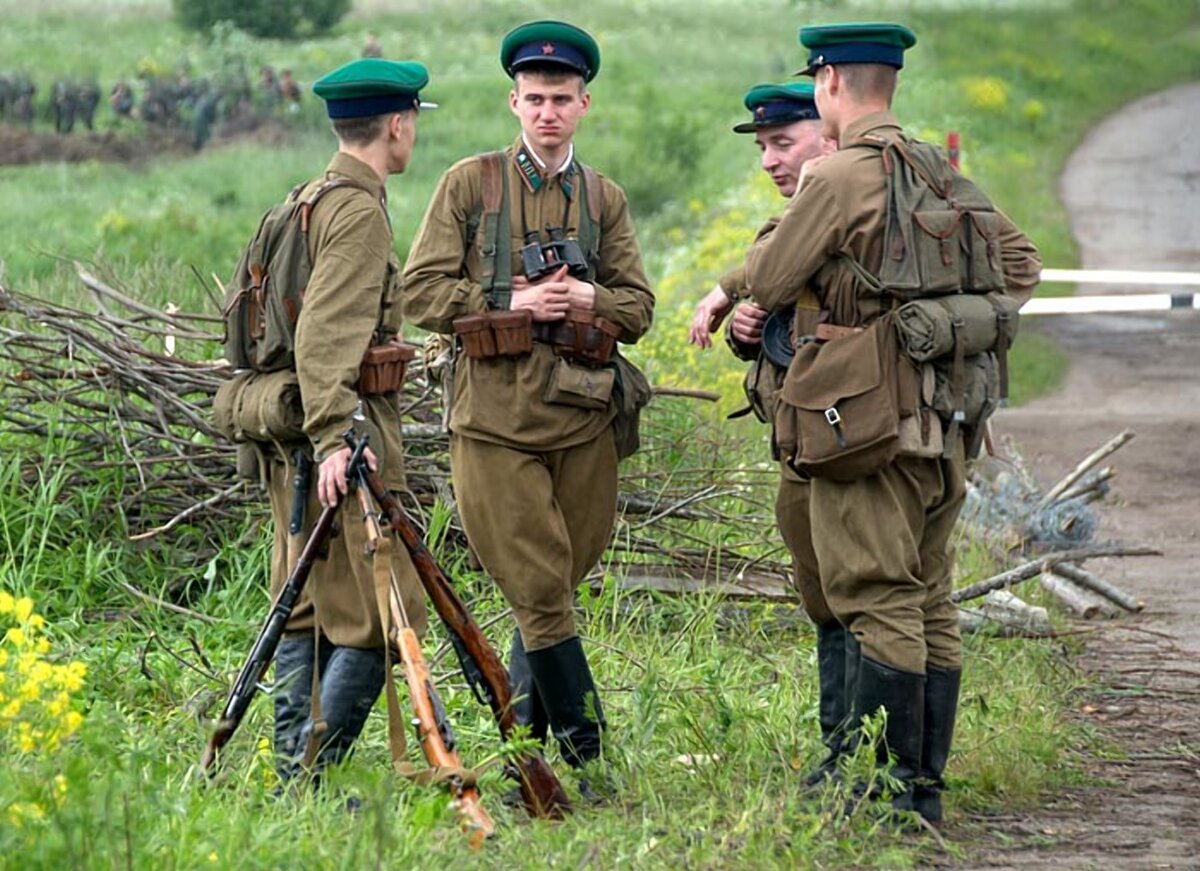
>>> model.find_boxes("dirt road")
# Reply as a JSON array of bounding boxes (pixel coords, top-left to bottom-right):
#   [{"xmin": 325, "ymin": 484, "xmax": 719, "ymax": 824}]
[{"xmin": 958, "ymin": 83, "xmax": 1200, "ymax": 869}]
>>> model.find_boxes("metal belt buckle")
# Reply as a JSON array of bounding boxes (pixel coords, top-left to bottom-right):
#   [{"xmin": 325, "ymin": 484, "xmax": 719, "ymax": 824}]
[{"xmin": 824, "ymin": 407, "xmax": 842, "ymax": 427}]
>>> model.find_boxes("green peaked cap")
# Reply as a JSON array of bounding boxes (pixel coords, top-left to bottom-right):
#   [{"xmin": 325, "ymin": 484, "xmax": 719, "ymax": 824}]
[
  {"xmin": 796, "ymin": 22, "xmax": 917, "ymax": 76},
  {"xmin": 501, "ymin": 20, "xmax": 601, "ymax": 82},
  {"xmin": 733, "ymin": 82, "xmax": 819, "ymax": 133},
  {"xmin": 312, "ymin": 58, "xmax": 436, "ymax": 118}
]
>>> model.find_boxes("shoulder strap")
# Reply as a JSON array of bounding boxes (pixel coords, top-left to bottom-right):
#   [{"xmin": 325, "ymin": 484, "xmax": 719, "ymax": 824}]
[
  {"xmin": 474, "ymin": 152, "xmax": 513, "ymax": 309},
  {"xmin": 296, "ymin": 177, "xmax": 374, "ymax": 233},
  {"xmin": 576, "ymin": 162, "xmax": 604, "ymax": 277}
]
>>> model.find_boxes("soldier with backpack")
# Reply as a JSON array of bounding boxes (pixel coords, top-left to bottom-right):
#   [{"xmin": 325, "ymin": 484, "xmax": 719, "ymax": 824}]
[
  {"xmin": 689, "ymin": 82, "xmax": 858, "ymax": 790},
  {"xmin": 745, "ymin": 23, "xmax": 1041, "ymax": 823},
  {"xmin": 216, "ymin": 57, "xmax": 435, "ymax": 789},
  {"xmin": 402, "ymin": 20, "xmax": 654, "ymax": 801}
]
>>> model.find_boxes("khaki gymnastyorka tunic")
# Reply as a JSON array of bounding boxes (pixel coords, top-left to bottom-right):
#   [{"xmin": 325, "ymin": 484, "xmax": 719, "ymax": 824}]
[
  {"xmin": 403, "ymin": 139, "xmax": 654, "ymax": 649},
  {"xmin": 266, "ymin": 151, "xmax": 426, "ymax": 649},
  {"xmin": 746, "ymin": 111, "xmax": 1041, "ymax": 674}
]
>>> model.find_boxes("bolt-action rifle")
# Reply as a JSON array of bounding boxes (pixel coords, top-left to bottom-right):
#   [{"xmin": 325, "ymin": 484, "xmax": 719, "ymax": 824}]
[
  {"xmin": 350, "ymin": 441, "xmax": 572, "ymax": 820},
  {"xmin": 349, "ymin": 441, "xmax": 495, "ymax": 848},
  {"xmin": 199, "ymin": 435, "xmax": 369, "ymax": 776}
]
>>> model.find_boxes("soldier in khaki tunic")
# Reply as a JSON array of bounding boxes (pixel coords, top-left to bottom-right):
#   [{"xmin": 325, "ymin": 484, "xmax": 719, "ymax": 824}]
[
  {"xmin": 403, "ymin": 20, "xmax": 654, "ymax": 795},
  {"xmin": 746, "ymin": 24, "xmax": 1041, "ymax": 822},
  {"xmin": 689, "ymin": 83, "xmax": 856, "ymax": 788},
  {"xmin": 266, "ymin": 58, "xmax": 433, "ymax": 785}
]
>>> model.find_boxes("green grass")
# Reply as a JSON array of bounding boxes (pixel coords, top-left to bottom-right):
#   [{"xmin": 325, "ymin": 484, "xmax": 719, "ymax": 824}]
[{"xmin": 3, "ymin": 0, "xmax": 1199, "ymax": 866}]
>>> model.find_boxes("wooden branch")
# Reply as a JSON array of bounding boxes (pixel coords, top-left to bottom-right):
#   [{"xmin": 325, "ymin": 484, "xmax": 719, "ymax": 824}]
[
  {"xmin": 1038, "ymin": 430, "xmax": 1135, "ymax": 508},
  {"xmin": 1052, "ymin": 562, "xmax": 1144, "ymax": 613},
  {"xmin": 952, "ymin": 544, "xmax": 1161, "ymax": 603},
  {"xmin": 651, "ymin": 387, "xmax": 721, "ymax": 402},
  {"xmin": 1040, "ymin": 572, "xmax": 1123, "ymax": 619}
]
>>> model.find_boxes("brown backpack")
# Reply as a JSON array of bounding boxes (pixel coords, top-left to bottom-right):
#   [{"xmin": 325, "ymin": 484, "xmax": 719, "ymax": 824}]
[{"xmin": 222, "ymin": 178, "xmax": 370, "ymax": 372}]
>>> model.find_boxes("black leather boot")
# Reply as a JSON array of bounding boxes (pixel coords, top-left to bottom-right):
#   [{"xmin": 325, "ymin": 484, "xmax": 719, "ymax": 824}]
[
  {"xmin": 296, "ymin": 646, "xmax": 386, "ymax": 781},
  {"xmin": 913, "ymin": 665, "xmax": 961, "ymax": 824},
  {"xmin": 526, "ymin": 636, "xmax": 605, "ymax": 767},
  {"xmin": 526, "ymin": 636, "xmax": 613, "ymax": 802},
  {"xmin": 508, "ymin": 628, "xmax": 549, "ymax": 745},
  {"xmin": 274, "ymin": 633, "xmax": 324, "ymax": 783},
  {"xmin": 804, "ymin": 622, "xmax": 852, "ymax": 787},
  {"xmin": 854, "ymin": 656, "xmax": 926, "ymax": 813}
]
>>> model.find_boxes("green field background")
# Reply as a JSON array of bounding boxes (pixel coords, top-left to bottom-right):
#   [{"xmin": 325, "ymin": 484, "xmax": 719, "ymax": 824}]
[{"xmin": 1, "ymin": 1, "xmax": 1198, "ymax": 868}]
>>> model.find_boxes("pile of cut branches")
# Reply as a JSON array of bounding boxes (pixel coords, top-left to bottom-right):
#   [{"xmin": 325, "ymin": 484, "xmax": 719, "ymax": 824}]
[{"xmin": 0, "ymin": 272, "xmax": 788, "ymax": 582}]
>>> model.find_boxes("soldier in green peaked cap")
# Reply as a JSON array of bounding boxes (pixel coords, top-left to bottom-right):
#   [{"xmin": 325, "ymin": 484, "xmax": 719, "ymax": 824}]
[
  {"xmin": 238, "ymin": 56, "xmax": 434, "ymax": 790},
  {"xmin": 743, "ymin": 22, "xmax": 1041, "ymax": 824},
  {"xmin": 404, "ymin": 19, "xmax": 652, "ymax": 803},
  {"xmin": 797, "ymin": 22, "xmax": 917, "ymax": 76},
  {"xmin": 691, "ymin": 77, "xmax": 853, "ymax": 793},
  {"xmin": 312, "ymin": 57, "xmax": 437, "ymax": 117}
]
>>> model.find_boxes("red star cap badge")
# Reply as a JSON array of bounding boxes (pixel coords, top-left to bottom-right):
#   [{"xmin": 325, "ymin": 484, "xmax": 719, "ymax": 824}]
[{"xmin": 541, "ymin": 42, "xmax": 556, "ymax": 55}]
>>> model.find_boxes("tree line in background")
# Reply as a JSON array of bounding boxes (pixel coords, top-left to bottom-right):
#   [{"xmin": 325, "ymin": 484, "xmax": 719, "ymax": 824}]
[{"xmin": 173, "ymin": 0, "xmax": 351, "ymax": 40}]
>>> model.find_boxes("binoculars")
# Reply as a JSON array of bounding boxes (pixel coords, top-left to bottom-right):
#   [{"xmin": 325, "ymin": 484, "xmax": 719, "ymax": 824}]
[{"xmin": 520, "ymin": 226, "xmax": 589, "ymax": 282}]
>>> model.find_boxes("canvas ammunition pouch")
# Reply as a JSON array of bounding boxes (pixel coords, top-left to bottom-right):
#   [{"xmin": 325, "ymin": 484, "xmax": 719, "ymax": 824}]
[
  {"xmin": 543, "ymin": 357, "xmax": 616, "ymax": 410},
  {"xmin": 357, "ymin": 339, "xmax": 417, "ymax": 396},
  {"xmin": 532, "ymin": 309, "xmax": 621, "ymax": 366},
  {"xmin": 451, "ymin": 310, "xmax": 534, "ymax": 358},
  {"xmin": 773, "ymin": 314, "xmax": 919, "ymax": 481},
  {"xmin": 212, "ymin": 369, "xmax": 306, "ymax": 444}
]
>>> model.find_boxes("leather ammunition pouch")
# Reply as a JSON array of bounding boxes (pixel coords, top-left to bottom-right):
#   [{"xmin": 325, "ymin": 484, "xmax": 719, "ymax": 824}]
[
  {"xmin": 774, "ymin": 314, "xmax": 919, "ymax": 481},
  {"xmin": 212, "ymin": 369, "xmax": 306, "ymax": 444},
  {"xmin": 357, "ymin": 339, "xmax": 417, "ymax": 396},
  {"xmin": 532, "ymin": 309, "xmax": 620, "ymax": 366},
  {"xmin": 452, "ymin": 310, "xmax": 534, "ymax": 359}
]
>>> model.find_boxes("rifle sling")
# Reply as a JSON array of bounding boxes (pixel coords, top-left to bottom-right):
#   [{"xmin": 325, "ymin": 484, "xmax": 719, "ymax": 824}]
[{"xmin": 371, "ymin": 533, "xmax": 487, "ymax": 787}]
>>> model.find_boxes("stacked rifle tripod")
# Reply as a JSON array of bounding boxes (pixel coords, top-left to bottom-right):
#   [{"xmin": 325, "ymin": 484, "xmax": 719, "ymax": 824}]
[{"xmin": 199, "ymin": 431, "xmax": 571, "ymax": 847}]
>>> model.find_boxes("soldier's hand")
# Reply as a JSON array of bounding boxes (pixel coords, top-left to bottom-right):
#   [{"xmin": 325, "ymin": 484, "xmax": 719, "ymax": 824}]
[
  {"xmin": 688, "ymin": 285, "xmax": 735, "ymax": 348},
  {"xmin": 511, "ymin": 269, "xmax": 571, "ymax": 321},
  {"xmin": 317, "ymin": 446, "xmax": 378, "ymax": 508},
  {"xmin": 534, "ymin": 266, "xmax": 595, "ymax": 311},
  {"xmin": 729, "ymin": 302, "xmax": 769, "ymax": 345}
]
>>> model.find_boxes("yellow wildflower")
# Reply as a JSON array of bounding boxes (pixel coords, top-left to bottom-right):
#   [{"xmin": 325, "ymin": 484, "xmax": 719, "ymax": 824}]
[
  {"xmin": 0, "ymin": 591, "xmax": 13, "ymax": 614},
  {"xmin": 5, "ymin": 627, "xmax": 26, "ymax": 647},
  {"xmin": 963, "ymin": 77, "xmax": 1009, "ymax": 112},
  {"xmin": 14, "ymin": 598, "xmax": 34, "ymax": 623}
]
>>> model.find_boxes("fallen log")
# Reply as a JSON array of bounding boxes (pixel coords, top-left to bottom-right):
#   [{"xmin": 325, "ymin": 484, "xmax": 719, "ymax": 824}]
[
  {"xmin": 1039, "ymin": 572, "xmax": 1123, "ymax": 619},
  {"xmin": 1052, "ymin": 562, "xmax": 1144, "ymax": 613},
  {"xmin": 959, "ymin": 590, "xmax": 1053, "ymax": 637}
]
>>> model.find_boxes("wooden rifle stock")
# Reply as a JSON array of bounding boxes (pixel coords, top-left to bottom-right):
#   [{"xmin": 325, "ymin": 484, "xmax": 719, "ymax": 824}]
[
  {"xmin": 354, "ymin": 479, "xmax": 494, "ymax": 846},
  {"xmin": 360, "ymin": 467, "xmax": 572, "ymax": 820},
  {"xmin": 392, "ymin": 620, "xmax": 495, "ymax": 847}
]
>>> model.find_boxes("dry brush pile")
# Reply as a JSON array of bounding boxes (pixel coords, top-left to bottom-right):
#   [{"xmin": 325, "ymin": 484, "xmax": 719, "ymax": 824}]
[{"xmin": 0, "ymin": 272, "xmax": 1156, "ymax": 626}]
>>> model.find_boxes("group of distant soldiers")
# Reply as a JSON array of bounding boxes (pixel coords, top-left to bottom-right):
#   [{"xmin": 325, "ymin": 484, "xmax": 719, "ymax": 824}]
[{"xmin": 0, "ymin": 65, "xmax": 302, "ymax": 149}]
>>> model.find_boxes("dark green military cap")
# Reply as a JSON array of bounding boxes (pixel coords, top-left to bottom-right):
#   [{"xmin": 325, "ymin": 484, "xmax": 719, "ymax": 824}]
[
  {"xmin": 312, "ymin": 58, "xmax": 436, "ymax": 118},
  {"xmin": 796, "ymin": 22, "xmax": 917, "ymax": 76},
  {"xmin": 733, "ymin": 82, "xmax": 819, "ymax": 133},
  {"xmin": 501, "ymin": 20, "xmax": 601, "ymax": 83}
]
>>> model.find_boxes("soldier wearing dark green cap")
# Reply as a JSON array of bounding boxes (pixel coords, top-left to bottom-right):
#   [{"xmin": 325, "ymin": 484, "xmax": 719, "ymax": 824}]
[
  {"xmin": 745, "ymin": 23, "xmax": 1041, "ymax": 822},
  {"xmin": 403, "ymin": 20, "xmax": 653, "ymax": 800},
  {"xmin": 258, "ymin": 57, "xmax": 434, "ymax": 787},
  {"xmin": 689, "ymin": 81, "xmax": 855, "ymax": 787}
]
